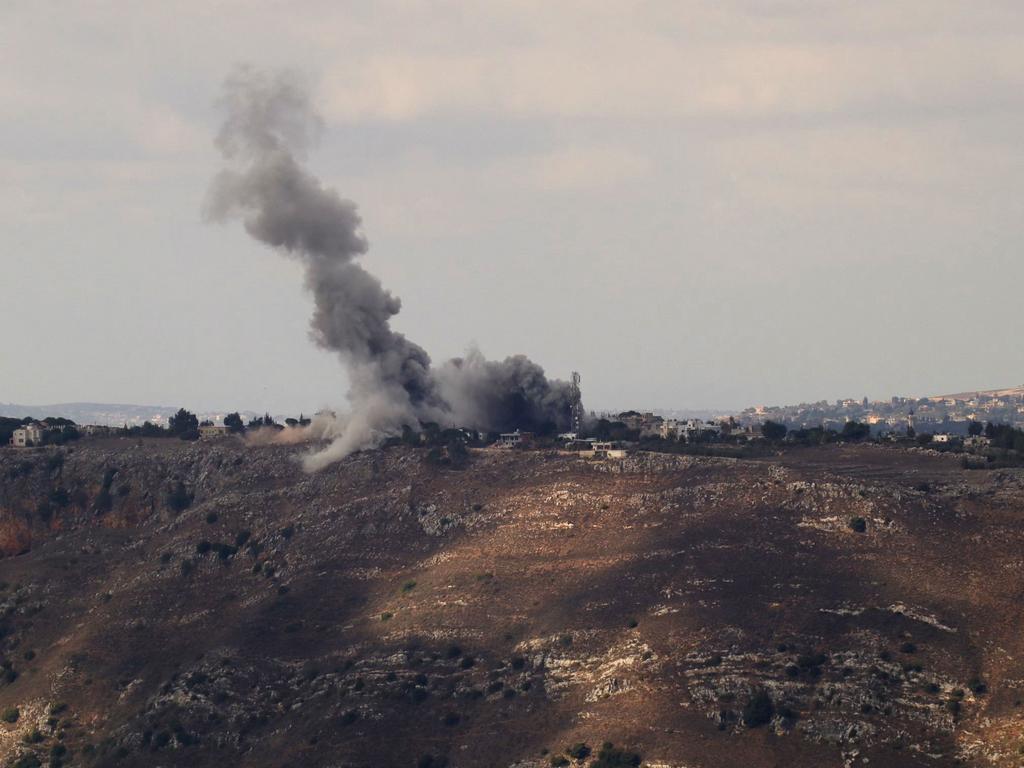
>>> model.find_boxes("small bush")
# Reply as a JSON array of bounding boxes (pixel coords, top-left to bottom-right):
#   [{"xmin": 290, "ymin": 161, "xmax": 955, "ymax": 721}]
[
  {"xmin": 2, "ymin": 706, "xmax": 19, "ymax": 722},
  {"xmin": 849, "ymin": 517, "xmax": 867, "ymax": 533},
  {"xmin": 205, "ymin": 512, "xmax": 218, "ymax": 524},
  {"xmin": 550, "ymin": 757, "xmax": 570, "ymax": 767},
  {"xmin": 280, "ymin": 524, "xmax": 295, "ymax": 540},
  {"xmin": 900, "ymin": 642, "xmax": 917, "ymax": 654},
  {"xmin": 402, "ymin": 580, "xmax": 417, "ymax": 593}
]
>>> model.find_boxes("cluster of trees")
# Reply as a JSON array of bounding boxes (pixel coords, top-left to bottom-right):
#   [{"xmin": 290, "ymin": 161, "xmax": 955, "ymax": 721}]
[
  {"xmin": 120, "ymin": 410, "xmax": 312, "ymax": 440},
  {"xmin": 761, "ymin": 420, "xmax": 872, "ymax": 444},
  {"xmin": 983, "ymin": 422, "xmax": 1024, "ymax": 452}
]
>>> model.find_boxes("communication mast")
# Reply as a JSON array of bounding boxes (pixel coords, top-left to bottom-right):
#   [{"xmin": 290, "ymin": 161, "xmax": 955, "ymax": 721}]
[{"xmin": 569, "ymin": 371, "xmax": 584, "ymax": 435}]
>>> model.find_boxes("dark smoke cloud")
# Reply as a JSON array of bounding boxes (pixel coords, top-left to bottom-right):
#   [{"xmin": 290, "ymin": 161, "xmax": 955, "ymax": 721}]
[{"xmin": 206, "ymin": 68, "xmax": 576, "ymax": 467}]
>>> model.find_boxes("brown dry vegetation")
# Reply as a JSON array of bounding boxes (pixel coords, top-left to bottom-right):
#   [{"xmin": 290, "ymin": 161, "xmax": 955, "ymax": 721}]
[{"xmin": 0, "ymin": 439, "xmax": 1022, "ymax": 767}]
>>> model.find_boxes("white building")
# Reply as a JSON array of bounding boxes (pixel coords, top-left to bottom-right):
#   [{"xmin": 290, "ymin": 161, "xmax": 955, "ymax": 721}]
[
  {"xmin": 199, "ymin": 425, "xmax": 231, "ymax": 440},
  {"xmin": 10, "ymin": 423, "xmax": 45, "ymax": 448},
  {"xmin": 498, "ymin": 430, "xmax": 533, "ymax": 448}
]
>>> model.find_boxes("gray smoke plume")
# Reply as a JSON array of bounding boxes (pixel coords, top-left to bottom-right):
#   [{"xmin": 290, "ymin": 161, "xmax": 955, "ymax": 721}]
[{"xmin": 206, "ymin": 68, "xmax": 575, "ymax": 467}]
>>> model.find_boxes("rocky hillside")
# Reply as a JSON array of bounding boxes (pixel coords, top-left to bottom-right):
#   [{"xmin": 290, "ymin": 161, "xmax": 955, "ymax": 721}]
[{"xmin": 0, "ymin": 439, "xmax": 1023, "ymax": 768}]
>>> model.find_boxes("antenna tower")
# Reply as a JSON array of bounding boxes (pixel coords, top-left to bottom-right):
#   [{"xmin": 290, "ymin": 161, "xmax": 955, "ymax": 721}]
[{"xmin": 570, "ymin": 371, "xmax": 584, "ymax": 434}]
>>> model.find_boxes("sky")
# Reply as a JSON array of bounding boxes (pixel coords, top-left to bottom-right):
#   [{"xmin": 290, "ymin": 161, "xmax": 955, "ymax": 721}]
[{"xmin": 2, "ymin": 1, "xmax": 1023, "ymax": 416}]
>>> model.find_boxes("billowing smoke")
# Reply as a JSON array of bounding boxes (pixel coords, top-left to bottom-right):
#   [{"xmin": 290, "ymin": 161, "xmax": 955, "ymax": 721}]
[{"xmin": 206, "ymin": 68, "xmax": 576, "ymax": 468}]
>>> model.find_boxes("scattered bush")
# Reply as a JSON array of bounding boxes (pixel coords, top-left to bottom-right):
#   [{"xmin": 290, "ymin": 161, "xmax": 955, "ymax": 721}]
[
  {"xmin": 205, "ymin": 512, "xmax": 218, "ymax": 524},
  {"xmin": 402, "ymin": 580, "xmax": 417, "ymax": 593},
  {"xmin": 550, "ymin": 757, "xmax": 570, "ymax": 768},
  {"xmin": 2, "ymin": 706, "xmax": 19, "ymax": 723},
  {"xmin": 849, "ymin": 517, "xmax": 867, "ymax": 533},
  {"xmin": 900, "ymin": 642, "xmax": 917, "ymax": 654}
]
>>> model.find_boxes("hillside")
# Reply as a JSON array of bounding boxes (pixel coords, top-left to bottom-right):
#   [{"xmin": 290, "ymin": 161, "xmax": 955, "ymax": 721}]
[
  {"xmin": 928, "ymin": 387, "xmax": 1024, "ymax": 401},
  {"xmin": 0, "ymin": 440, "xmax": 1022, "ymax": 767}
]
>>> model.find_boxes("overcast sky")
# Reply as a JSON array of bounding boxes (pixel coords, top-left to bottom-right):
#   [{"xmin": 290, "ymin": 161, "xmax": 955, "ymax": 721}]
[{"xmin": 2, "ymin": 1, "xmax": 1023, "ymax": 415}]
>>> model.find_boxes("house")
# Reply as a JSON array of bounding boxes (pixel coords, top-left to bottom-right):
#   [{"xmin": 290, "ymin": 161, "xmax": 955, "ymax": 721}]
[
  {"xmin": 931, "ymin": 433, "xmax": 953, "ymax": 444},
  {"xmin": 199, "ymin": 424, "xmax": 231, "ymax": 440},
  {"xmin": 965, "ymin": 435, "xmax": 991, "ymax": 451},
  {"xmin": 10, "ymin": 423, "xmax": 45, "ymax": 448},
  {"xmin": 497, "ymin": 430, "xmax": 533, "ymax": 448},
  {"xmin": 579, "ymin": 441, "xmax": 629, "ymax": 459}
]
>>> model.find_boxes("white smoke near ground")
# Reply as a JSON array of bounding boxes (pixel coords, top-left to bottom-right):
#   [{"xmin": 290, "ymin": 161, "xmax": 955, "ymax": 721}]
[{"xmin": 206, "ymin": 67, "xmax": 576, "ymax": 469}]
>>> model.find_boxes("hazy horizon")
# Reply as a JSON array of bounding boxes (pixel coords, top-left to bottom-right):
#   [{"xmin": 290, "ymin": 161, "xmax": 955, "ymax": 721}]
[{"xmin": 4, "ymin": 2, "xmax": 1024, "ymax": 415}]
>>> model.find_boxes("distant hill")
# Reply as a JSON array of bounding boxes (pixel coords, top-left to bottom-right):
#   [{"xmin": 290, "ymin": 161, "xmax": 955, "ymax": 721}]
[
  {"xmin": 0, "ymin": 402, "xmax": 263, "ymax": 427},
  {"xmin": 928, "ymin": 386, "xmax": 1024, "ymax": 401}
]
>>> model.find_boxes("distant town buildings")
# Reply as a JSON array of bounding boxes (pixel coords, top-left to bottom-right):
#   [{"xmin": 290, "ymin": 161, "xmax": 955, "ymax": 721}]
[{"xmin": 738, "ymin": 388, "xmax": 1024, "ymax": 436}]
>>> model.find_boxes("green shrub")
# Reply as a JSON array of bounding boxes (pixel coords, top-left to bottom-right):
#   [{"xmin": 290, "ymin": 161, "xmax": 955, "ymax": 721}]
[
  {"xmin": 743, "ymin": 689, "xmax": 774, "ymax": 727},
  {"xmin": 167, "ymin": 481, "xmax": 193, "ymax": 512},
  {"xmin": 849, "ymin": 517, "xmax": 867, "ymax": 533},
  {"xmin": 402, "ymin": 580, "xmax": 417, "ymax": 593},
  {"xmin": 550, "ymin": 757, "xmax": 570, "ymax": 767},
  {"xmin": 593, "ymin": 742, "xmax": 642, "ymax": 768},
  {"xmin": 2, "ymin": 706, "xmax": 19, "ymax": 723},
  {"xmin": 566, "ymin": 743, "xmax": 591, "ymax": 760}
]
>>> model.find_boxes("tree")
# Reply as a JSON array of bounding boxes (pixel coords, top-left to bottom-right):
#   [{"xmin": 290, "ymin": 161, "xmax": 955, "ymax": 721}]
[
  {"xmin": 168, "ymin": 408, "xmax": 199, "ymax": 440},
  {"xmin": 224, "ymin": 412, "xmax": 245, "ymax": 433},
  {"xmin": 761, "ymin": 421, "xmax": 788, "ymax": 442},
  {"xmin": 839, "ymin": 421, "xmax": 871, "ymax": 442},
  {"xmin": 968, "ymin": 420, "xmax": 984, "ymax": 437}
]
